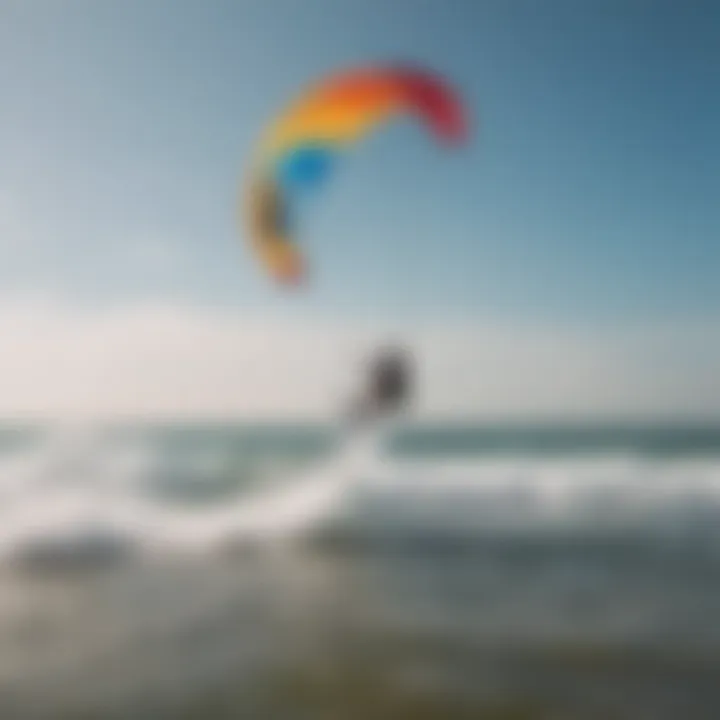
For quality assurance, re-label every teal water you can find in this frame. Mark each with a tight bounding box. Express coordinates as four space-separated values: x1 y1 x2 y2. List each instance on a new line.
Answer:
391 423 720 457
105 420 720 453
0 421 719 719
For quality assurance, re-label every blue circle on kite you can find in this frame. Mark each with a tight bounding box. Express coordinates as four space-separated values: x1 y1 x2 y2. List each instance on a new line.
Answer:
278 146 335 192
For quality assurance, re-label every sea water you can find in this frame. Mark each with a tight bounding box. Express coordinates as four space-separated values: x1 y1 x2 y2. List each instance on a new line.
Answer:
0 421 719 719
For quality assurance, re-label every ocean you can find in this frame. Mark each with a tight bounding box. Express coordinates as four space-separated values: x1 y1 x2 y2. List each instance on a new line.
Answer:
0 421 719 719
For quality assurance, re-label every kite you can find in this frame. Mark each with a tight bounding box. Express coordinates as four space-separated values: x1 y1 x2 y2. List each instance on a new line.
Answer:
242 63 468 286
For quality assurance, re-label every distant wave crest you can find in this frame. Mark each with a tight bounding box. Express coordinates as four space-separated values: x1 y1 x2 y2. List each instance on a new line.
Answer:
1 423 719 569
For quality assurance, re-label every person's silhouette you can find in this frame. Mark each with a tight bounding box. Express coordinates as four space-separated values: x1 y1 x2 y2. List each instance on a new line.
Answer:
369 345 412 413
347 344 413 425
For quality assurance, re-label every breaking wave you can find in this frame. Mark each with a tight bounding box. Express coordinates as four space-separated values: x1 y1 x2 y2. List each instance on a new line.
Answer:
1 422 720 568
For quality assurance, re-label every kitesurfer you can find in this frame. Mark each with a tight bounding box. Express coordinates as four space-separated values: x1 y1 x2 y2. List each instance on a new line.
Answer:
347 344 413 425
370 344 412 413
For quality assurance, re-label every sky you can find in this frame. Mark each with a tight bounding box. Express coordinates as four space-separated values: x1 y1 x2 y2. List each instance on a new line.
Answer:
0 0 718 419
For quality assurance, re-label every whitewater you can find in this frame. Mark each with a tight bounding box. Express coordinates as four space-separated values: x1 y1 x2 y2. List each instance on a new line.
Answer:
0 421 720 570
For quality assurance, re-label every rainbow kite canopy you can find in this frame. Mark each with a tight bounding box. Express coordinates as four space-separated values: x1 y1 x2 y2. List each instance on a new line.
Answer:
242 63 469 286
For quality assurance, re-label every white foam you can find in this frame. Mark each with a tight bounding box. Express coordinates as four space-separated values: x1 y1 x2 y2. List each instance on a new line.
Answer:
0 423 386 564
350 454 720 535
1 422 720 566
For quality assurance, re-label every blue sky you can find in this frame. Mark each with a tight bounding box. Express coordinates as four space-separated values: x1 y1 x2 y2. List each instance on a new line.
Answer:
2 0 718 324
0 0 719 419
